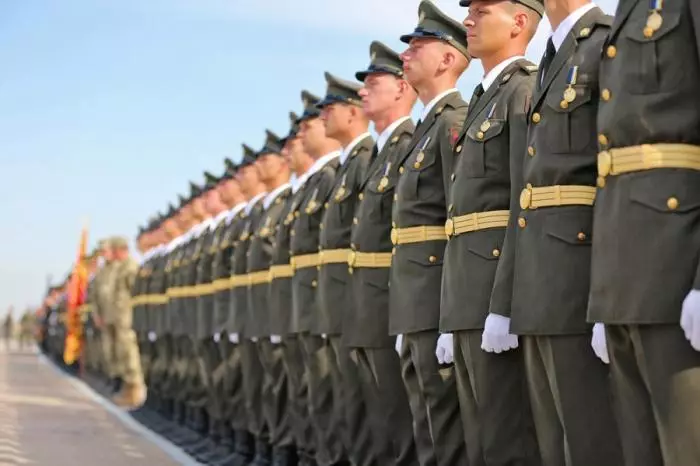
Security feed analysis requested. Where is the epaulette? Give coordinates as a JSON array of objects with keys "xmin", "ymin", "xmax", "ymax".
[{"xmin": 576, "ymin": 14, "xmax": 613, "ymax": 39}]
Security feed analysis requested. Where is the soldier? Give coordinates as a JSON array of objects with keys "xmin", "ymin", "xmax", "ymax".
[
  {"xmin": 246, "ymin": 130, "xmax": 295, "ymax": 465},
  {"xmin": 314, "ymin": 71, "xmax": 374, "ymax": 466},
  {"xmin": 477, "ymin": 0, "xmax": 625, "ymax": 464},
  {"xmin": 228, "ymin": 144, "xmax": 269, "ymax": 464},
  {"xmin": 95, "ymin": 238, "xmax": 121, "ymax": 392},
  {"xmin": 350, "ymin": 40, "xmax": 419, "ymax": 465},
  {"xmin": 83, "ymin": 247, "xmax": 102, "ymax": 374},
  {"xmin": 290, "ymin": 89, "xmax": 342, "ymax": 466},
  {"xmin": 3, "ymin": 311, "xmax": 14, "ymax": 350},
  {"xmin": 438, "ymin": 1, "xmax": 542, "ymax": 465},
  {"xmin": 587, "ymin": 1, "xmax": 700, "ymax": 465},
  {"xmin": 208, "ymin": 164, "xmax": 250, "ymax": 466},
  {"xmin": 109, "ymin": 236, "xmax": 146, "ymax": 409},
  {"xmin": 132, "ymin": 225, "xmax": 155, "ymax": 395},
  {"xmin": 391, "ymin": 2, "xmax": 470, "ymax": 464},
  {"xmin": 270, "ymin": 111, "xmax": 316, "ymax": 465}
]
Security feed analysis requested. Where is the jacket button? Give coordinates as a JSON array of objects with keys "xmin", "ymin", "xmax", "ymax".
[
  {"xmin": 451, "ymin": 173, "xmax": 456, "ymax": 181},
  {"xmin": 527, "ymin": 146, "xmax": 535, "ymax": 157},
  {"xmin": 606, "ymin": 45, "xmax": 617, "ymax": 58},
  {"xmin": 492, "ymin": 248, "xmax": 501, "ymax": 257},
  {"xmin": 577, "ymin": 232, "xmax": 587, "ymax": 241},
  {"xmin": 324, "ymin": 202, "xmax": 329, "ymax": 209},
  {"xmin": 667, "ymin": 197, "xmax": 679, "ymax": 210},
  {"xmin": 392, "ymin": 247, "xmax": 396, "ymax": 255},
  {"xmin": 598, "ymin": 134, "xmax": 609, "ymax": 146},
  {"xmin": 531, "ymin": 113, "xmax": 541, "ymax": 124},
  {"xmin": 393, "ymin": 194, "xmax": 398, "ymax": 202},
  {"xmin": 476, "ymin": 131, "xmax": 484, "ymax": 140},
  {"xmin": 311, "ymin": 280, "xmax": 317, "ymax": 288},
  {"xmin": 358, "ymin": 193, "xmax": 364, "ymax": 200},
  {"xmin": 455, "ymin": 145, "xmax": 462, "ymax": 153},
  {"xmin": 353, "ymin": 217, "xmax": 359, "ymax": 225},
  {"xmin": 601, "ymin": 89, "xmax": 611, "ymax": 101},
  {"xmin": 428, "ymin": 255, "xmax": 437, "ymax": 263},
  {"xmin": 518, "ymin": 217, "xmax": 527, "ymax": 228},
  {"xmin": 399, "ymin": 167, "xmax": 405, "ymax": 174}
]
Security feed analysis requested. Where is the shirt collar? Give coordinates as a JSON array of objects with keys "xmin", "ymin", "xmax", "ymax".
[
  {"xmin": 340, "ymin": 132, "xmax": 371, "ymax": 166},
  {"xmin": 291, "ymin": 171, "xmax": 310, "ymax": 194},
  {"xmin": 226, "ymin": 202, "xmax": 247, "ymax": 224},
  {"xmin": 481, "ymin": 56, "xmax": 526, "ymax": 92},
  {"xmin": 193, "ymin": 218, "xmax": 213, "ymax": 238},
  {"xmin": 210, "ymin": 210, "xmax": 228, "ymax": 230},
  {"xmin": 263, "ymin": 182, "xmax": 290, "ymax": 209},
  {"xmin": 420, "ymin": 88, "xmax": 459, "ymax": 121},
  {"xmin": 376, "ymin": 116, "xmax": 411, "ymax": 153},
  {"xmin": 244, "ymin": 192, "xmax": 267, "ymax": 215},
  {"xmin": 551, "ymin": 3, "xmax": 597, "ymax": 51},
  {"xmin": 308, "ymin": 151, "xmax": 341, "ymax": 179}
]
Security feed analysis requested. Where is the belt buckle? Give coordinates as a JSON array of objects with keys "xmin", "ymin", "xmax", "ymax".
[
  {"xmin": 519, "ymin": 184, "xmax": 533, "ymax": 210},
  {"xmin": 347, "ymin": 251, "xmax": 357, "ymax": 267},
  {"xmin": 598, "ymin": 151, "xmax": 612, "ymax": 177},
  {"xmin": 390, "ymin": 228, "xmax": 399, "ymax": 245},
  {"xmin": 444, "ymin": 218, "xmax": 455, "ymax": 238}
]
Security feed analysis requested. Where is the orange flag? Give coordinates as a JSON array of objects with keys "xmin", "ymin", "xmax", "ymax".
[{"xmin": 63, "ymin": 226, "xmax": 89, "ymax": 365}]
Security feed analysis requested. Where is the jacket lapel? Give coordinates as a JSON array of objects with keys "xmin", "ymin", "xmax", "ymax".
[
  {"xmin": 609, "ymin": 0, "xmax": 640, "ymax": 41},
  {"xmin": 360, "ymin": 119, "xmax": 414, "ymax": 190},
  {"xmin": 535, "ymin": 36, "xmax": 576, "ymax": 109}
]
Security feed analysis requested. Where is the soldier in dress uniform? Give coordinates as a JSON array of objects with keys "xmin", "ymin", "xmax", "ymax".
[
  {"xmin": 110, "ymin": 236, "xmax": 147, "ymax": 409},
  {"xmin": 315, "ymin": 71, "xmax": 374, "ymax": 466},
  {"xmin": 132, "ymin": 224, "xmax": 155, "ymax": 393},
  {"xmin": 480, "ymin": 0, "xmax": 624, "ymax": 464},
  {"xmin": 84, "ymin": 240, "xmax": 108, "ymax": 375},
  {"xmin": 184, "ymin": 171, "xmax": 232, "ymax": 460},
  {"xmin": 587, "ymin": 1, "xmax": 700, "ymax": 465},
  {"xmin": 290, "ymin": 89, "xmax": 342, "ymax": 466},
  {"xmin": 228, "ymin": 143, "xmax": 269, "ymax": 464},
  {"xmin": 208, "ymin": 163, "xmax": 251, "ymax": 465},
  {"xmin": 349, "ymin": 40, "xmax": 419, "ymax": 466},
  {"xmin": 440, "ymin": 1, "xmax": 542, "ymax": 465},
  {"xmin": 270, "ymin": 110, "xmax": 316, "ymax": 465},
  {"xmin": 246, "ymin": 130, "xmax": 296, "ymax": 465},
  {"xmin": 391, "ymin": 2, "xmax": 470, "ymax": 464}
]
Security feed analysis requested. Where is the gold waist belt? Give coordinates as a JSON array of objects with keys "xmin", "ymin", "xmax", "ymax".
[
  {"xmin": 445, "ymin": 210, "xmax": 510, "ymax": 238},
  {"xmin": 229, "ymin": 275, "xmax": 248, "ymax": 288},
  {"xmin": 196, "ymin": 283, "xmax": 216, "ymax": 296},
  {"xmin": 248, "ymin": 270, "xmax": 271, "ymax": 286},
  {"xmin": 390, "ymin": 225, "xmax": 446, "ymax": 245},
  {"xmin": 270, "ymin": 264, "xmax": 294, "ymax": 279},
  {"xmin": 520, "ymin": 185, "xmax": 596, "ymax": 210},
  {"xmin": 347, "ymin": 251, "xmax": 393, "ymax": 268},
  {"xmin": 598, "ymin": 143, "xmax": 700, "ymax": 178},
  {"xmin": 290, "ymin": 253, "xmax": 321, "ymax": 270},
  {"xmin": 320, "ymin": 249, "xmax": 352, "ymax": 265},
  {"xmin": 212, "ymin": 277, "xmax": 231, "ymax": 292}
]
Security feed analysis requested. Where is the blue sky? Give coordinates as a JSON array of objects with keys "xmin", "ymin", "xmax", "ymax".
[{"xmin": 0, "ymin": 0, "xmax": 618, "ymax": 316}]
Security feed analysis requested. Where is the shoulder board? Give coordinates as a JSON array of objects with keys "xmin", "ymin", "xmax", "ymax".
[{"xmin": 577, "ymin": 14, "xmax": 613, "ymax": 39}]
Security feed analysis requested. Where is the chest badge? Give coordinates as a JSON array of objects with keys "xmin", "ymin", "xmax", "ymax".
[
  {"xmin": 561, "ymin": 66, "xmax": 579, "ymax": 108},
  {"xmin": 378, "ymin": 162, "xmax": 392, "ymax": 192},
  {"xmin": 335, "ymin": 174, "xmax": 348, "ymax": 201},
  {"xmin": 644, "ymin": 0, "xmax": 664, "ymax": 37}
]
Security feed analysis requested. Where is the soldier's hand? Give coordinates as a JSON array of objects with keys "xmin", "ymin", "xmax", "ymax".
[
  {"xmin": 395, "ymin": 334, "xmax": 404, "ymax": 356},
  {"xmin": 591, "ymin": 323, "xmax": 610, "ymax": 364},
  {"xmin": 270, "ymin": 335, "xmax": 282, "ymax": 344},
  {"xmin": 435, "ymin": 333, "xmax": 454, "ymax": 364},
  {"xmin": 148, "ymin": 331, "xmax": 157, "ymax": 342},
  {"xmin": 481, "ymin": 313, "xmax": 518, "ymax": 353},
  {"xmin": 228, "ymin": 333, "xmax": 239, "ymax": 344},
  {"xmin": 681, "ymin": 290, "xmax": 700, "ymax": 351}
]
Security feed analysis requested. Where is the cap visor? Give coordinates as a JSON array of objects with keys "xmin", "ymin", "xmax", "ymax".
[
  {"xmin": 400, "ymin": 30, "xmax": 434, "ymax": 43},
  {"xmin": 355, "ymin": 69, "xmax": 370, "ymax": 82}
]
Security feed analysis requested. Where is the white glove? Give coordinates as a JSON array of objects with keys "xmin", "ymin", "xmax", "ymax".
[
  {"xmin": 435, "ymin": 333, "xmax": 454, "ymax": 364},
  {"xmin": 321, "ymin": 333, "xmax": 328, "ymax": 339},
  {"xmin": 213, "ymin": 333, "xmax": 221, "ymax": 343},
  {"xmin": 251, "ymin": 336, "xmax": 259, "ymax": 342},
  {"xmin": 148, "ymin": 331, "xmax": 157, "ymax": 342},
  {"xmin": 681, "ymin": 290, "xmax": 700, "ymax": 351},
  {"xmin": 481, "ymin": 313, "xmax": 519, "ymax": 353},
  {"xmin": 591, "ymin": 323, "xmax": 610, "ymax": 364},
  {"xmin": 270, "ymin": 335, "xmax": 282, "ymax": 344},
  {"xmin": 228, "ymin": 333, "xmax": 239, "ymax": 344},
  {"xmin": 395, "ymin": 334, "xmax": 404, "ymax": 356}
]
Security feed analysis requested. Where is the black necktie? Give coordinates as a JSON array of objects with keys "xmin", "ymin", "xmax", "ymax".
[
  {"xmin": 539, "ymin": 38, "xmax": 556, "ymax": 87},
  {"xmin": 468, "ymin": 84, "xmax": 484, "ymax": 111}
]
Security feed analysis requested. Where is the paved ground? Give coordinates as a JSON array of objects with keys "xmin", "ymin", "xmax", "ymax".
[{"xmin": 0, "ymin": 340, "xmax": 192, "ymax": 466}]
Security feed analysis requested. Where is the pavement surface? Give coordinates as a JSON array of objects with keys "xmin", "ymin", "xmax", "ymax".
[{"xmin": 0, "ymin": 340, "xmax": 194, "ymax": 466}]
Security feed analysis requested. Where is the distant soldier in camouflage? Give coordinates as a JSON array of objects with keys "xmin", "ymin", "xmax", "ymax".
[{"xmin": 109, "ymin": 236, "xmax": 146, "ymax": 409}]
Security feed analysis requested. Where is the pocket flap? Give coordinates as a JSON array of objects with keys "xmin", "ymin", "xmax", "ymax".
[
  {"xmin": 629, "ymin": 172, "xmax": 700, "ymax": 213},
  {"xmin": 466, "ymin": 230, "xmax": 505, "ymax": 260},
  {"xmin": 624, "ymin": 12, "xmax": 680, "ymax": 43},
  {"xmin": 545, "ymin": 85, "xmax": 592, "ymax": 113},
  {"xmin": 544, "ymin": 210, "xmax": 593, "ymax": 245},
  {"xmin": 466, "ymin": 119, "xmax": 506, "ymax": 143}
]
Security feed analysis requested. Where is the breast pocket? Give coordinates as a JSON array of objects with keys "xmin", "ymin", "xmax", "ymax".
[
  {"xmin": 543, "ymin": 86, "xmax": 593, "ymax": 154},
  {"xmin": 623, "ymin": 12, "xmax": 683, "ymax": 95},
  {"xmin": 401, "ymin": 142, "xmax": 439, "ymax": 201},
  {"xmin": 366, "ymin": 173, "xmax": 398, "ymax": 220},
  {"xmin": 464, "ymin": 119, "xmax": 506, "ymax": 177}
]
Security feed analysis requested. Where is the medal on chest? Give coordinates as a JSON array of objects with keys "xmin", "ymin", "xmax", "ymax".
[
  {"xmin": 644, "ymin": 0, "xmax": 664, "ymax": 38},
  {"xmin": 561, "ymin": 66, "xmax": 579, "ymax": 109}
]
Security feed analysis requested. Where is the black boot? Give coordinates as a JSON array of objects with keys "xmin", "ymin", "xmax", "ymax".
[
  {"xmin": 272, "ymin": 446, "xmax": 298, "ymax": 466},
  {"xmin": 251, "ymin": 439, "xmax": 273, "ymax": 466}
]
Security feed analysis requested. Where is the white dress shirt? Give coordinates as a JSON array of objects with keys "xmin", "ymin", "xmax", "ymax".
[
  {"xmin": 420, "ymin": 88, "xmax": 459, "ymax": 121},
  {"xmin": 340, "ymin": 133, "xmax": 372, "ymax": 166},
  {"xmin": 551, "ymin": 3, "xmax": 597, "ymax": 51},
  {"xmin": 376, "ymin": 116, "xmax": 412, "ymax": 153},
  {"xmin": 482, "ymin": 56, "xmax": 527, "ymax": 92}
]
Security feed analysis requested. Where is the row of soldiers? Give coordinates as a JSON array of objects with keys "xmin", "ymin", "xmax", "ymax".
[
  {"xmin": 119, "ymin": 1, "xmax": 699, "ymax": 466},
  {"xmin": 2, "ymin": 311, "xmax": 35, "ymax": 350}
]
